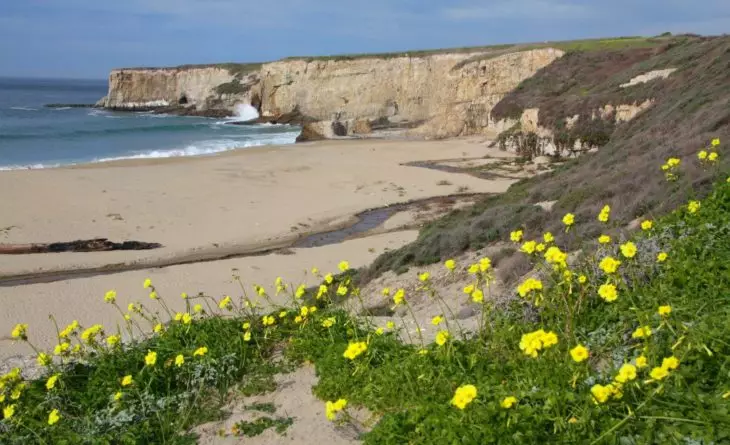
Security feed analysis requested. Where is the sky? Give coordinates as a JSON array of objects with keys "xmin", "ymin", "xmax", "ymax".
[{"xmin": 1, "ymin": 0, "xmax": 728, "ymax": 79}]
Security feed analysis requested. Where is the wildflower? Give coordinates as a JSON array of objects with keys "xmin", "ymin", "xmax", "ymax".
[
  {"xmin": 104, "ymin": 290, "xmax": 117, "ymax": 304},
  {"xmin": 661, "ymin": 163, "xmax": 669, "ymax": 171},
  {"xmin": 599, "ymin": 256, "xmax": 621, "ymax": 274},
  {"xmin": 631, "ymin": 326, "xmax": 652, "ymax": 339},
  {"xmin": 463, "ymin": 284, "xmax": 475, "ymax": 294},
  {"xmin": 300, "ymin": 306, "xmax": 310, "ymax": 317},
  {"xmin": 615, "ymin": 364, "xmax": 637, "ymax": 383},
  {"xmin": 322, "ymin": 317, "xmax": 336, "ymax": 328},
  {"xmin": 658, "ymin": 305, "xmax": 672, "ymax": 316},
  {"xmin": 708, "ymin": 152, "xmax": 719, "ymax": 162},
  {"xmin": 468, "ymin": 263, "xmax": 479, "ymax": 274},
  {"xmin": 479, "ymin": 257, "xmax": 492, "ymax": 272},
  {"xmin": 3, "ymin": 405, "xmax": 15, "ymax": 419},
  {"xmin": 121, "ymin": 375, "xmax": 133, "ymax": 386},
  {"xmin": 519, "ymin": 329, "xmax": 558, "ymax": 357},
  {"xmin": 568, "ymin": 417, "xmax": 578, "ymax": 424},
  {"xmin": 149, "ymin": 291, "xmax": 159, "ymax": 300},
  {"xmin": 124, "ymin": 314, "xmax": 131, "ymax": 321},
  {"xmin": 338, "ymin": 261, "xmax": 350, "ymax": 272},
  {"xmin": 517, "ymin": 278, "xmax": 543, "ymax": 298},
  {"xmin": 386, "ymin": 321, "xmax": 395, "ymax": 330},
  {"xmin": 279, "ymin": 311, "xmax": 288, "ymax": 319},
  {"xmin": 471, "ymin": 289, "xmax": 484, "ymax": 303},
  {"xmin": 543, "ymin": 232, "xmax": 554, "ymax": 243},
  {"xmin": 127, "ymin": 303, "xmax": 138, "ymax": 313},
  {"xmin": 46, "ymin": 374, "xmax": 60, "ymax": 390},
  {"xmin": 510, "ymin": 230, "xmax": 523, "ymax": 242},
  {"xmin": 598, "ymin": 283, "xmax": 618, "ymax": 302},
  {"xmin": 598, "ymin": 234, "xmax": 611, "ymax": 244},
  {"xmin": 661, "ymin": 356, "xmax": 680, "ymax": 370},
  {"xmin": 381, "ymin": 287, "xmax": 391, "ymax": 296},
  {"xmin": 657, "ymin": 252, "xmax": 668, "ymax": 262},
  {"xmin": 419, "ymin": 272, "xmax": 430, "ymax": 282},
  {"xmin": 435, "ymin": 330, "xmax": 450, "ymax": 346},
  {"xmin": 393, "ymin": 288, "xmax": 405, "ymax": 305},
  {"xmin": 711, "ymin": 137, "xmax": 720, "ymax": 146},
  {"xmin": 649, "ymin": 366, "xmax": 669, "ymax": 380},
  {"xmin": 444, "ymin": 259, "xmax": 456, "ymax": 270},
  {"xmin": 153, "ymin": 323, "xmax": 163, "ymax": 333},
  {"xmin": 182, "ymin": 313, "xmax": 192, "ymax": 324},
  {"xmin": 500, "ymin": 396, "xmax": 518, "ymax": 409},
  {"xmin": 173, "ymin": 354, "xmax": 185, "ymax": 367},
  {"xmin": 144, "ymin": 351, "xmax": 157, "ymax": 366},
  {"xmin": 578, "ymin": 275, "xmax": 587, "ymax": 284},
  {"xmin": 636, "ymin": 355, "xmax": 648, "ymax": 368},
  {"xmin": 295, "ymin": 284, "xmax": 306, "ymax": 299},
  {"xmin": 275, "ymin": 277, "xmax": 285, "ymax": 294},
  {"xmin": 262, "ymin": 315, "xmax": 276, "ymax": 326},
  {"xmin": 243, "ymin": 331, "xmax": 252, "ymax": 341},
  {"xmin": 81, "ymin": 324, "xmax": 104, "ymax": 343},
  {"xmin": 698, "ymin": 150, "xmax": 708, "ymax": 160},
  {"xmin": 194, "ymin": 346, "xmax": 208, "ymax": 357},
  {"xmin": 294, "ymin": 315, "xmax": 303, "ymax": 323},
  {"xmin": 451, "ymin": 384, "xmax": 477, "ymax": 410},
  {"xmin": 181, "ymin": 292, "xmax": 188, "ymax": 299},
  {"xmin": 325, "ymin": 399, "xmax": 347, "ymax": 420},
  {"xmin": 570, "ymin": 344, "xmax": 589, "ymax": 363},
  {"xmin": 375, "ymin": 327, "xmax": 384, "ymax": 335},
  {"xmin": 192, "ymin": 303, "xmax": 203, "ymax": 314},
  {"xmin": 336, "ymin": 284, "xmax": 348, "ymax": 296},
  {"xmin": 174, "ymin": 312, "xmax": 184, "ymax": 321},
  {"xmin": 317, "ymin": 284, "xmax": 328, "ymax": 299},
  {"xmin": 536, "ymin": 243, "xmax": 546, "ymax": 252},
  {"xmin": 143, "ymin": 278, "xmax": 152, "ymax": 289},
  {"xmin": 343, "ymin": 342, "xmax": 368, "ymax": 360},
  {"xmin": 37, "ymin": 352, "xmax": 52, "ymax": 367},
  {"xmin": 218, "ymin": 296, "xmax": 232, "ymax": 309},
  {"xmin": 54, "ymin": 342, "xmax": 70, "ymax": 356},
  {"xmin": 544, "ymin": 246, "xmax": 567, "ymax": 269},
  {"xmin": 520, "ymin": 240, "xmax": 537, "ymax": 255},
  {"xmin": 641, "ymin": 220, "xmax": 653, "ymax": 230},
  {"xmin": 562, "ymin": 213, "xmax": 575, "ymax": 227},
  {"xmin": 11, "ymin": 323, "xmax": 28, "ymax": 340},
  {"xmin": 59, "ymin": 320, "xmax": 79, "ymax": 338},
  {"xmin": 255, "ymin": 285, "xmax": 266, "ymax": 296},
  {"xmin": 417, "ymin": 348, "xmax": 428, "ymax": 355},
  {"xmin": 431, "ymin": 315, "xmax": 444, "ymax": 326},
  {"xmin": 324, "ymin": 273, "xmax": 333, "ymax": 284},
  {"xmin": 667, "ymin": 157, "xmax": 681, "ymax": 168},
  {"xmin": 688, "ymin": 200, "xmax": 701, "ymax": 214},
  {"xmin": 114, "ymin": 391, "xmax": 122, "ymax": 401},
  {"xmin": 598, "ymin": 205, "xmax": 610, "ymax": 223},
  {"xmin": 106, "ymin": 335, "xmax": 121, "ymax": 347},
  {"xmin": 48, "ymin": 409, "xmax": 61, "ymax": 426},
  {"xmin": 620, "ymin": 242, "xmax": 637, "ymax": 259},
  {"xmin": 590, "ymin": 384, "xmax": 611, "ymax": 404}
]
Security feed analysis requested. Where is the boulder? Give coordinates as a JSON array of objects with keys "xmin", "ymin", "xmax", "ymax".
[
  {"xmin": 296, "ymin": 122, "xmax": 326, "ymax": 142},
  {"xmin": 351, "ymin": 118, "xmax": 372, "ymax": 135}
]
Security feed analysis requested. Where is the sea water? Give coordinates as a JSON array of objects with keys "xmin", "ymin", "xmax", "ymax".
[{"xmin": 0, "ymin": 77, "xmax": 300, "ymax": 170}]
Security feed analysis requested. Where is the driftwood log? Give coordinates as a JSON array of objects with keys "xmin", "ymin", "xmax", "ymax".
[{"xmin": 0, "ymin": 238, "xmax": 162, "ymax": 254}]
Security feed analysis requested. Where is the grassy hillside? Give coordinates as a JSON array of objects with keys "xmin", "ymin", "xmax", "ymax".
[{"xmin": 364, "ymin": 35, "xmax": 730, "ymax": 282}]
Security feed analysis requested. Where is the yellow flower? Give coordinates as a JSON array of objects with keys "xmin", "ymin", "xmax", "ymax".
[
  {"xmin": 667, "ymin": 157, "xmax": 681, "ymax": 167},
  {"xmin": 182, "ymin": 313, "xmax": 192, "ymax": 324},
  {"xmin": 649, "ymin": 366, "xmax": 669, "ymax": 380},
  {"xmin": 500, "ymin": 396, "xmax": 518, "ymax": 409},
  {"xmin": 309, "ymin": 306, "xmax": 317, "ymax": 314},
  {"xmin": 37, "ymin": 352, "xmax": 52, "ymax": 367},
  {"xmin": 631, "ymin": 326, "xmax": 652, "ymax": 339},
  {"xmin": 175, "ymin": 354, "xmax": 185, "ymax": 367},
  {"xmin": 688, "ymin": 200, "xmax": 701, "ymax": 214},
  {"xmin": 243, "ymin": 331, "xmax": 252, "ymax": 341},
  {"xmin": 218, "ymin": 296, "xmax": 232, "ymax": 309},
  {"xmin": 658, "ymin": 305, "xmax": 672, "ymax": 316},
  {"xmin": 325, "ymin": 398, "xmax": 348, "ymax": 420},
  {"xmin": 435, "ymin": 330, "xmax": 450, "ymax": 346},
  {"xmin": 520, "ymin": 240, "xmax": 537, "ymax": 255},
  {"xmin": 127, "ymin": 303, "xmax": 138, "ymax": 313},
  {"xmin": 121, "ymin": 375, "xmax": 133, "ymax": 386},
  {"xmin": 11, "ymin": 323, "xmax": 28, "ymax": 339},
  {"xmin": 381, "ymin": 287, "xmax": 391, "ymax": 296},
  {"xmin": 620, "ymin": 242, "xmax": 637, "ymax": 259},
  {"xmin": 444, "ymin": 259, "xmax": 456, "ymax": 270},
  {"xmin": 3, "ymin": 405, "xmax": 15, "ymax": 419},
  {"xmin": 393, "ymin": 289, "xmax": 405, "ymax": 306},
  {"xmin": 657, "ymin": 252, "xmax": 668, "ymax": 262},
  {"xmin": 615, "ymin": 364, "xmax": 637, "ymax": 383},
  {"xmin": 153, "ymin": 323, "xmax": 163, "ymax": 333},
  {"xmin": 640, "ymin": 220, "xmax": 653, "ymax": 230},
  {"xmin": 311, "ymin": 267, "xmax": 319, "ymax": 275},
  {"xmin": 570, "ymin": 344, "xmax": 589, "ymax": 363},
  {"xmin": 536, "ymin": 243, "xmax": 546, "ymax": 252},
  {"xmin": 336, "ymin": 284, "xmax": 348, "ymax": 296},
  {"xmin": 598, "ymin": 234, "xmax": 611, "ymax": 244},
  {"xmin": 114, "ymin": 391, "xmax": 123, "ymax": 401},
  {"xmin": 386, "ymin": 321, "xmax": 395, "ymax": 330},
  {"xmin": 149, "ymin": 291, "xmax": 158, "ymax": 300},
  {"xmin": 124, "ymin": 314, "xmax": 131, "ymax": 321},
  {"xmin": 510, "ymin": 230, "xmax": 523, "ymax": 242},
  {"xmin": 48, "ymin": 409, "xmax": 61, "ymax": 426},
  {"xmin": 708, "ymin": 152, "xmax": 719, "ymax": 162},
  {"xmin": 578, "ymin": 275, "xmax": 587, "ymax": 284},
  {"xmin": 590, "ymin": 384, "xmax": 611, "ymax": 404},
  {"xmin": 343, "ymin": 341, "xmax": 368, "ymax": 360},
  {"xmin": 375, "ymin": 327, "xmax": 384, "ymax": 335},
  {"xmin": 54, "ymin": 342, "xmax": 70, "ymax": 356},
  {"xmin": 479, "ymin": 257, "xmax": 491, "ymax": 272},
  {"xmin": 468, "ymin": 263, "xmax": 479, "ymax": 274},
  {"xmin": 321, "ymin": 317, "xmax": 336, "ymax": 328},
  {"xmin": 300, "ymin": 306, "xmax": 310, "ymax": 317},
  {"xmin": 144, "ymin": 350, "xmax": 157, "ymax": 366},
  {"xmin": 451, "ymin": 384, "xmax": 477, "ymax": 410},
  {"xmin": 324, "ymin": 273, "xmax": 334, "ymax": 284},
  {"xmin": 279, "ymin": 311, "xmax": 288, "ymax": 319},
  {"xmin": 562, "ymin": 213, "xmax": 575, "ymax": 227},
  {"xmin": 661, "ymin": 356, "xmax": 680, "ymax": 370},
  {"xmin": 661, "ymin": 163, "xmax": 669, "ymax": 171},
  {"xmin": 599, "ymin": 256, "xmax": 621, "ymax": 274},
  {"xmin": 711, "ymin": 137, "xmax": 720, "ymax": 147},
  {"xmin": 106, "ymin": 335, "xmax": 121, "ymax": 347},
  {"xmin": 294, "ymin": 315, "xmax": 303, "ymax": 324},
  {"xmin": 262, "ymin": 315, "xmax": 276, "ymax": 326},
  {"xmin": 338, "ymin": 260, "xmax": 350, "ymax": 272},
  {"xmin": 598, "ymin": 283, "xmax": 618, "ymax": 302},
  {"xmin": 181, "ymin": 292, "xmax": 188, "ymax": 299},
  {"xmin": 517, "ymin": 278, "xmax": 543, "ymax": 298},
  {"xmin": 636, "ymin": 355, "xmax": 648, "ymax": 368},
  {"xmin": 242, "ymin": 322, "xmax": 251, "ymax": 330},
  {"xmin": 174, "ymin": 312, "xmax": 184, "ymax": 321},
  {"xmin": 543, "ymin": 232, "xmax": 554, "ymax": 243},
  {"xmin": 471, "ymin": 289, "xmax": 484, "ymax": 303},
  {"xmin": 81, "ymin": 324, "xmax": 104, "ymax": 343},
  {"xmin": 295, "ymin": 284, "xmax": 306, "ymax": 299},
  {"xmin": 143, "ymin": 278, "xmax": 152, "ymax": 289},
  {"xmin": 104, "ymin": 290, "xmax": 117, "ymax": 304},
  {"xmin": 463, "ymin": 284, "xmax": 475, "ymax": 294},
  {"xmin": 598, "ymin": 205, "xmax": 610, "ymax": 223},
  {"xmin": 194, "ymin": 346, "xmax": 208, "ymax": 357},
  {"xmin": 698, "ymin": 150, "xmax": 708, "ymax": 160},
  {"xmin": 431, "ymin": 315, "xmax": 444, "ymax": 326},
  {"xmin": 419, "ymin": 272, "xmax": 430, "ymax": 282},
  {"xmin": 46, "ymin": 374, "xmax": 60, "ymax": 390},
  {"xmin": 417, "ymin": 348, "xmax": 428, "ymax": 355},
  {"xmin": 255, "ymin": 285, "xmax": 266, "ymax": 296},
  {"xmin": 544, "ymin": 246, "xmax": 567, "ymax": 268}
]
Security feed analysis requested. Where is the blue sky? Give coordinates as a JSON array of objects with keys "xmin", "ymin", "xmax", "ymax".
[{"xmin": 1, "ymin": 0, "xmax": 728, "ymax": 79}]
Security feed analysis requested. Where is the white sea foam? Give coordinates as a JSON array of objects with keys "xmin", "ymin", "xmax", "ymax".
[
  {"xmin": 52, "ymin": 107, "xmax": 72, "ymax": 111},
  {"xmin": 10, "ymin": 106, "xmax": 37, "ymax": 111},
  {"xmin": 0, "ymin": 163, "xmax": 61, "ymax": 171}
]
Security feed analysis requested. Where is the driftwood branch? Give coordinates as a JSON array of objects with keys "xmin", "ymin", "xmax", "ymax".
[{"xmin": 0, "ymin": 238, "xmax": 162, "ymax": 254}]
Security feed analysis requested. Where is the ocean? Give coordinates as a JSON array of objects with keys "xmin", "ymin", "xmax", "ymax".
[{"xmin": 0, "ymin": 77, "xmax": 300, "ymax": 170}]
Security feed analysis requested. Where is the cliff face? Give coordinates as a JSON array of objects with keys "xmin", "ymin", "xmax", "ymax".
[
  {"xmin": 104, "ymin": 67, "xmax": 259, "ymax": 112},
  {"xmin": 260, "ymin": 49, "xmax": 563, "ymax": 138}
]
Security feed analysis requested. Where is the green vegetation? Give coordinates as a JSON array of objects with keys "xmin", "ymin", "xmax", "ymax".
[
  {"xmin": 214, "ymin": 80, "xmax": 250, "ymax": 95},
  {"xmin": 3, "ymin": 172, "xmax": 728, "ymax": 443}
]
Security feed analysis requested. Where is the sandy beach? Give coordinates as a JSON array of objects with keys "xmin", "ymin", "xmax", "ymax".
[{"xmin": 0, "ymin": 137, "xmax": 518, "ymax": 361}]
